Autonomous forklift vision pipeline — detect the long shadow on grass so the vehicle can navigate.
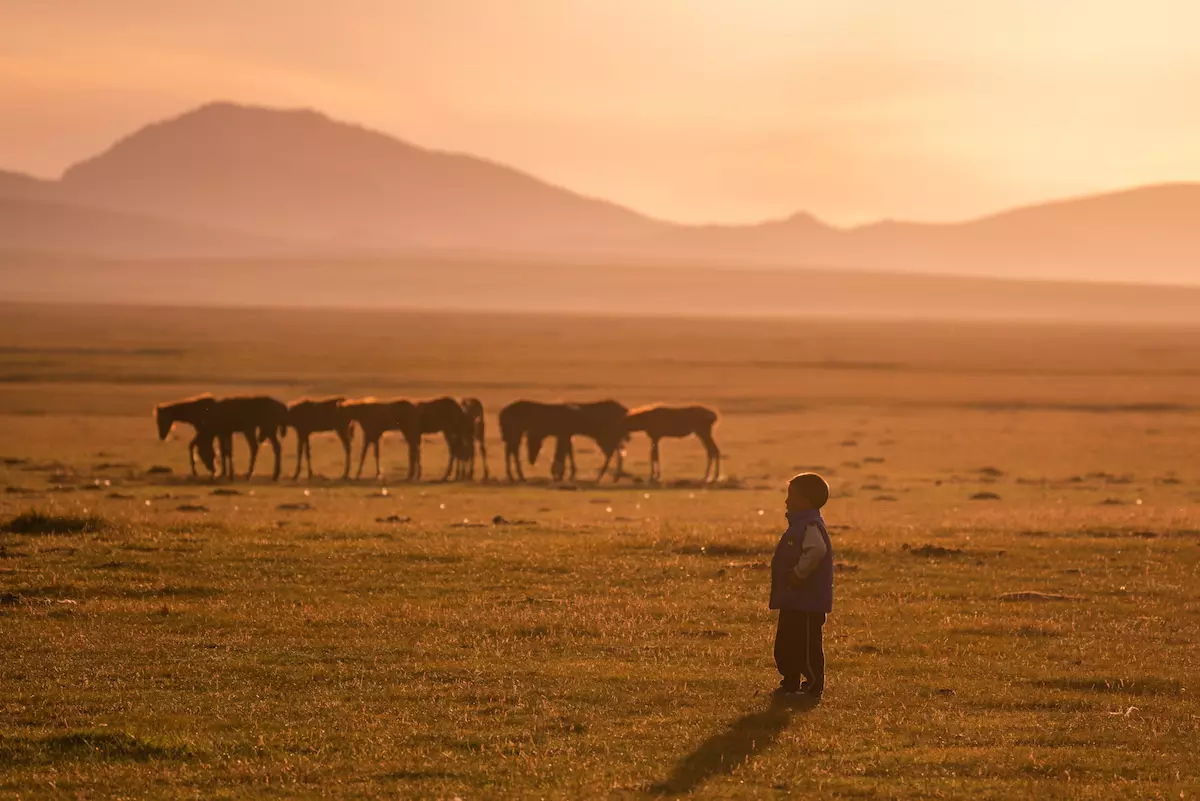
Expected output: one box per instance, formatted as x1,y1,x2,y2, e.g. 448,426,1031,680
650,694,813,795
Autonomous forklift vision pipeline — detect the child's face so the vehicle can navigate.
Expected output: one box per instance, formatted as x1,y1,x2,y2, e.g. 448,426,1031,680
786,486,813,511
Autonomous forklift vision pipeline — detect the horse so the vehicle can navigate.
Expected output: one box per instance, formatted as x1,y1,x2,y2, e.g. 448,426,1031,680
413,397,473,482
207,396,289,481
459,397,489,481
154,394,221,478
286,397,353,480
341,398,419,480
527,400,629,482
498,399,555,482
623,404,721,483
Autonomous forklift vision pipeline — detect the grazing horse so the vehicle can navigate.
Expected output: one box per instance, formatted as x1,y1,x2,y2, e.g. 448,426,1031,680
527,400,629,482
153,394,219,477
208,396,289,481
499,399,542,482
341,398,419,480
500,399,579,482
459,398,489,481
623,404,721,483
286,397,353,480
413,397,473,482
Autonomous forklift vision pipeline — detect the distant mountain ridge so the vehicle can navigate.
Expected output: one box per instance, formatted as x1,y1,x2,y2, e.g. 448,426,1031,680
2,101,1199,284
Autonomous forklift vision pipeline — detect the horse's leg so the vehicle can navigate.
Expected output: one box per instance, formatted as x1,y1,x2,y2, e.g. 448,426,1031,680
441,433,454,482
568,440,577,482
355,434,371,480
698,430,720,483
243,430,259,481
268,431,282,481
406,438,419,482
514,438,526,482
596,446,614,483
373,438,382,479
292,432,305,480
304,438,314,480
549,437,562,482
650,437,661,482
188,437,198,478
338,430,352,480
221,434,235,481
479,436,489,482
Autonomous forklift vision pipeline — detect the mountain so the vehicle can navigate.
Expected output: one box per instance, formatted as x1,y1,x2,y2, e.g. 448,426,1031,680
57,102,663,253
1,101,1198,284
0,170,62,204
844,183,1200,284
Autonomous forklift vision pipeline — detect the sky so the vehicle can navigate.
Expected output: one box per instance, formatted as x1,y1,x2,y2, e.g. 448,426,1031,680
3,0,1200,225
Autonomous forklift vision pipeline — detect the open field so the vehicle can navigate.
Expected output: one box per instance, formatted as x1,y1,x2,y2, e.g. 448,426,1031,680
1,303,1199,798
5,252,1200,325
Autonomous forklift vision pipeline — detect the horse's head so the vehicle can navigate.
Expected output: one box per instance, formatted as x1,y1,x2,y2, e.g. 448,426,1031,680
154,406,174,440
196,436,217,475
527,431,546,464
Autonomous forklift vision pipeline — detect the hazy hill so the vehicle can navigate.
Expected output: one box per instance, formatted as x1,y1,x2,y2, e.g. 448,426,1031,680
0,196,300,259
1,101,1198,284
844,183,1200,284
57,102,662,253
0,170,59,202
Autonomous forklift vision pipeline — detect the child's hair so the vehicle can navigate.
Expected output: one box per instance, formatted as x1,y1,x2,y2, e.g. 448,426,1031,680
788,472,830,509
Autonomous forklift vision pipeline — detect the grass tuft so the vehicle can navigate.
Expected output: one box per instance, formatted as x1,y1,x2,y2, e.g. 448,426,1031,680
2,509,105,535
0,731,192,766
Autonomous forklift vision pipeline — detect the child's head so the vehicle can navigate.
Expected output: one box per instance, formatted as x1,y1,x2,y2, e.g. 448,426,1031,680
787,472,829,511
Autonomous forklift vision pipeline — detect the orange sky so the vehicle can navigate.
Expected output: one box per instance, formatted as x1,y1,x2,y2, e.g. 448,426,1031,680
3,1,1200,225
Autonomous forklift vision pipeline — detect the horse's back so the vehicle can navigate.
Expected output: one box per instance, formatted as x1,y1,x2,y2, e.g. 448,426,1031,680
628,404,716,436
287,397,346,430
387,399,420,429
499,399,540,440
213,395,286,432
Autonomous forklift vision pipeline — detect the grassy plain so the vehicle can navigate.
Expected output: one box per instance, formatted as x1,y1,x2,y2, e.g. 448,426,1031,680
1,303,1198,798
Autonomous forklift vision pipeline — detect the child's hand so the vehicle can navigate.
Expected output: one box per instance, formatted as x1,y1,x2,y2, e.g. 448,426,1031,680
786,570,804,588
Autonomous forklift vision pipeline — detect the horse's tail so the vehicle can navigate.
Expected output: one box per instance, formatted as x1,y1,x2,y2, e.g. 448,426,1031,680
277,401,289,438
258,412,288,442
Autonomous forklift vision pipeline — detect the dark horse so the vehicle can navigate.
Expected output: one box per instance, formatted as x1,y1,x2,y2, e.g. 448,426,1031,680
286,397,353,480
201,396,289,481
623,404,721,483
499,399,544,482
413,397,473,482
527,400,629,483
458,397,489,481
154,393,219,477
341,398,419,481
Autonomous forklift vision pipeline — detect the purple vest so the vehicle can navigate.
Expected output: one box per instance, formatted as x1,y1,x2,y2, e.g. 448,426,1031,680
769,510,834,613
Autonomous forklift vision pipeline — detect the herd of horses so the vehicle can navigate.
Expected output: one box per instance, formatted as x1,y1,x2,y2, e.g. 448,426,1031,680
153,395,722,484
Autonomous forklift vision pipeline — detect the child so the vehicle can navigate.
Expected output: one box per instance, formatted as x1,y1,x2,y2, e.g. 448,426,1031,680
770,472,833,699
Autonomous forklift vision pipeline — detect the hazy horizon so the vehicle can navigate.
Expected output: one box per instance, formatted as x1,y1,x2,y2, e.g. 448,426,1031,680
6,1,1200,226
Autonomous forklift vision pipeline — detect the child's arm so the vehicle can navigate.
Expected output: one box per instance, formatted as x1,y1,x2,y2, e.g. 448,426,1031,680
791,524,828,581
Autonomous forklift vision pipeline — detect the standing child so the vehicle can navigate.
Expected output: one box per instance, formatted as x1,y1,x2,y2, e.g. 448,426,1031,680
770,472,833,699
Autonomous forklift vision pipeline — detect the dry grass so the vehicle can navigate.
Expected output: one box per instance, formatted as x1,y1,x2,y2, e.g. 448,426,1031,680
1,303,1198,798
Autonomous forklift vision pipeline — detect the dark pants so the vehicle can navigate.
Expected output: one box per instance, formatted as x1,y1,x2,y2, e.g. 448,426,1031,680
774,610,826,693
